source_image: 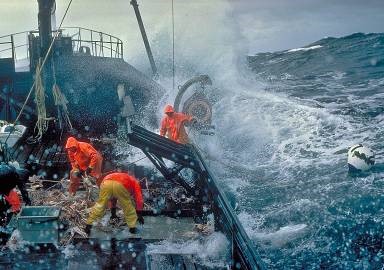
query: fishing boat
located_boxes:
[0,1,265,269]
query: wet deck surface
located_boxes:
[1,216,226,269]
[91,216,198,240]
[0,237,224,269]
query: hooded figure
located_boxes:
[160,105,194,144]
[0,163,31,226]
[65,137,103,195]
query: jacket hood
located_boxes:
[65,137,79,149]
[164,104,174,113]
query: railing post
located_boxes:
[11,35,15,61]
[99,32,103,57]
[110,35,112,58]
[78,28,82,52]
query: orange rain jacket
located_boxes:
[5,190,21,213]
[65,137,103,194]
[102,172,143,210]
[160,111,193,144]
[65,137,102,173]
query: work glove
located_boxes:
[85,167,93,175]
[72,170,82,178]
[84,224,92,236]
[137,215,144,225]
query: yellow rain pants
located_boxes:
[86,180,138,228]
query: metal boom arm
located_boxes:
[130,0,158,77]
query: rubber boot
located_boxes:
[110,207,118,219]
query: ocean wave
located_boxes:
[287,45,323,53]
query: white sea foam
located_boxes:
[238,211,308,248]
[5,230,30,253]
[287,45,323,52]
[146,232,230,268]
[253,224,308,247]
[62,244,76,259]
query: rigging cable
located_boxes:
[4,0,74,147]
[12,0,74,126]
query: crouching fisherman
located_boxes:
[85,172,144,235]
[65,136,103,195]
[0,163,32,226]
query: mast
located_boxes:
[36,0,56,119]
[37,0,55,58]
[130,0,158,77]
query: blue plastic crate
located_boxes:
[17,206,61,244]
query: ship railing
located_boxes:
[63,27,123,59]
[192,147,267,270]
[0,31,32,71]
[0,27,124,72]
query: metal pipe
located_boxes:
[130,0,158,77]
[37,0,55,58]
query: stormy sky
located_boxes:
[0,0,383,59]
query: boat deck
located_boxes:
[1,215,225,269]
[91,216,198,240]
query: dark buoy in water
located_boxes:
[347,144,375,172]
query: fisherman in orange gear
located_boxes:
[0,190,21,228]
[0,164,31,227]
[85,172,144,235]
[65,136,103,195]
[5,190,21,214]
[160,104,194,144]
